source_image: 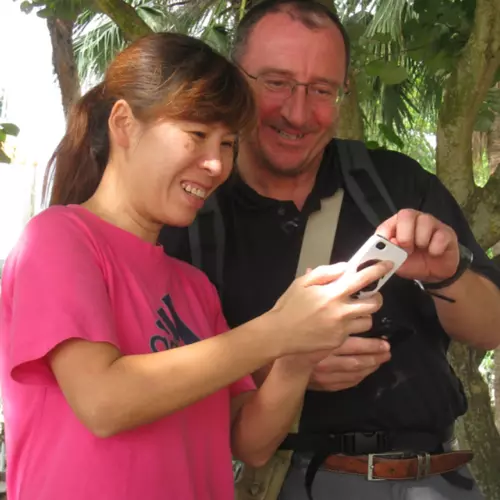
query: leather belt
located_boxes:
[322,450,473,481]
[281,427,475,499]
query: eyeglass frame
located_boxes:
[237,65,350,106]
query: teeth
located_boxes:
[181,183,207,200]
[277,129,304,140]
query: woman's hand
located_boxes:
[269,261,389,357]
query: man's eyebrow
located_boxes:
[258,67,295,77]
[257,67,341,86]
[312,76,342,87]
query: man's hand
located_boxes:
[376,209,459,283]
[308,336,391,392]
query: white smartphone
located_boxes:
[341,234,408,299]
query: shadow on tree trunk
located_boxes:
[449,342,500,499]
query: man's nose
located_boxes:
[280,86,310,129]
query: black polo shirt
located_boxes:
[159,140,500,434]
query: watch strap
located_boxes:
[421,244,473,291]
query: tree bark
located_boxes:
[436,0,500,207]
[46,18,81,118]
[487,83,500,175]
[337,70,364,141]
[436,0,500,249]
[450,342,500,500]
[489,104,500,438]
[92,0,152,41]
[463,168,500,250]
[492,251,500,267]
[495,348,500,430]
[436,1,500,496]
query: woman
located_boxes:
[0,33,387,500]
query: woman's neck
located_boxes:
[83,168,161,244]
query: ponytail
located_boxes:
[43,83,113,206]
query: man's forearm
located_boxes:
[231,358,310,467]
[433,270,500,350]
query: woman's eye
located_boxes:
[191,131,206,139]
[222,141,235,149]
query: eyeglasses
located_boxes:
[238,66,348,106]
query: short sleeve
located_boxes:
[209,283,256,398]
[0,207,118,386]
[419,175,500,289]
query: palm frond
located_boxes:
[365,0,409,41]
[73,12,125,86]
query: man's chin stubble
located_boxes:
[263,161,309,178]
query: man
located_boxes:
[159,0,500,498]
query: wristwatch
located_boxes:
[421,243,474,291]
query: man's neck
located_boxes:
[237,150,322,211]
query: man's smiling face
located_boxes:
[238,10,347,177]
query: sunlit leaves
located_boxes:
[0,122,20,164]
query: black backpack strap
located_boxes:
[188,140,393,291]
[336,139,397,226]
[188,195,225,292]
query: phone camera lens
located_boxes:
[376,242,386,250]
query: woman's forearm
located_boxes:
[230,358,311,467]
[51,314,282,437]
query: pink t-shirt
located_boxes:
[0,205,255,500]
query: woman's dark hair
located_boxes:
[44,32,255,206]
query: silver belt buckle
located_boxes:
[367,451,407,481]
[367,451,431,481]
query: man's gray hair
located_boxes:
[231,0,351,80]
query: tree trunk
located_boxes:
[493,248,500,267]
[337,70,364,141]
[436,0,500,497]
[487,83,500,175]
[495,348,500,430]
[46,18,81,118]
[92,0,152,41]
[488,97,500,436]
[449,342,500,499]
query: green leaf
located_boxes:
[403,18,420,38]
[203,25,230,55]
[0,130,6,143]
[424,51,451,73]
[52,0,81,21]
[36,6,53,18]
[0,148,11,164]
[366,61,408,85]
[369,33,393,44]
[20,1,34,14]
[378,123,404,149]
[366,140,381,150]
[345,22,367,44]
[494,66,500,85]
[0,123,20,137]
[365,60,387,77]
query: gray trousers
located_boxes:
[278,453,485,500]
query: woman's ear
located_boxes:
[108,99,139,150]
